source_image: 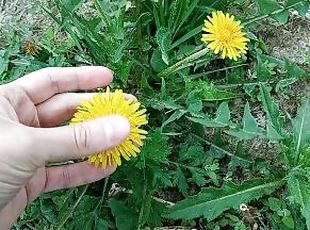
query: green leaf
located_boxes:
[255,0,281,14]
[287,174,310,229]
[189,168,207,186]
[259,84,283,139]
[170,25,201,50]
[68,212,109,230]
[282,215,295,229]
[273,10,289,24]
[164,179,283,221]
[161,109,187,129]
[268,197,282,211]
[276,78,298,94]
[255,0,289,23]
[152,165,173,187]
[139,130,170,164]
[187,102,233,128]
[292,100,310,164]
[284,59,306,78]
[174,166,189,197]
[179,141,206,166]
[173,0,199,36]
[256,56,277,80]
[187,98,203,115]
[227,103,261,140]
[59,0,83,12]
[202,83,238,101]
[243,83,257,97]
[296,2,309,16]
[287,0,310,16]
[151,48,168,72]
[169,0,188,33]
[156,27,171,65]
[108,199,138,230]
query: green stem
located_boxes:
[244,2,303,26]
[96,177,110,211]
[57,185,89,230]
[158,47,210,77]
[188,64,248,81]
[192,134,253,164]
[168,160,201,171]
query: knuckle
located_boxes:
[73,123,92,152]
[44,67,61,93]
[62,165,71,189]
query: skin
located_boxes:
[0,66,132,228]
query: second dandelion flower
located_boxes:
[201,11,249,61]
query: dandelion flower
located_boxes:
[71,87,148,169]
[201,11,249,61]
[22,40,41,56]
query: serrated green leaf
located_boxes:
[259,84,283,138]
[202,83,238,101]
[227,103,261,140]
[292,101,310,164]
[151,48,168,73]
[287,174,310,229]
[152,165,173,187]
[140,130,170,164]
[187,98,203,115]
[108,199,139,230]
[189,168,207,186]
[255,0,290,23]
[255,0,281,15]
[179,142,206,166]
[243,83,257,97]
[268,197,282,211]
[276,78,298,94]
[285,59,306,78]
[174,166,189,197]
[156,27,171,65]
[161,109,187,129]
[59,0,83,12]
[187,102,233,128]
[164,179,283,221]
[287,0,310,16]
[273,10,289,24]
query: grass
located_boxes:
[0,0,310,229]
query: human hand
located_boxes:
[0,66,131,228]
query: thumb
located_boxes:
[31,115,130,163]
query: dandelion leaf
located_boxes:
[164,179,282,221]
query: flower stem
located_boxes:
[56,185,89,230]
[158,47,210,77]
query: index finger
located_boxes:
[9,66,113,104]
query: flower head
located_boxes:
[22,40,41,56]
[71,87,148,169]
[201,11,249,61]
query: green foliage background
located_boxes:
[0,0,309,229]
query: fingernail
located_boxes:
[102,115,130,145]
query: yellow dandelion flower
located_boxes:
[201,11,249,61]
[71,87,148,169]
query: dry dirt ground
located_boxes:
[1,1,309,64]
